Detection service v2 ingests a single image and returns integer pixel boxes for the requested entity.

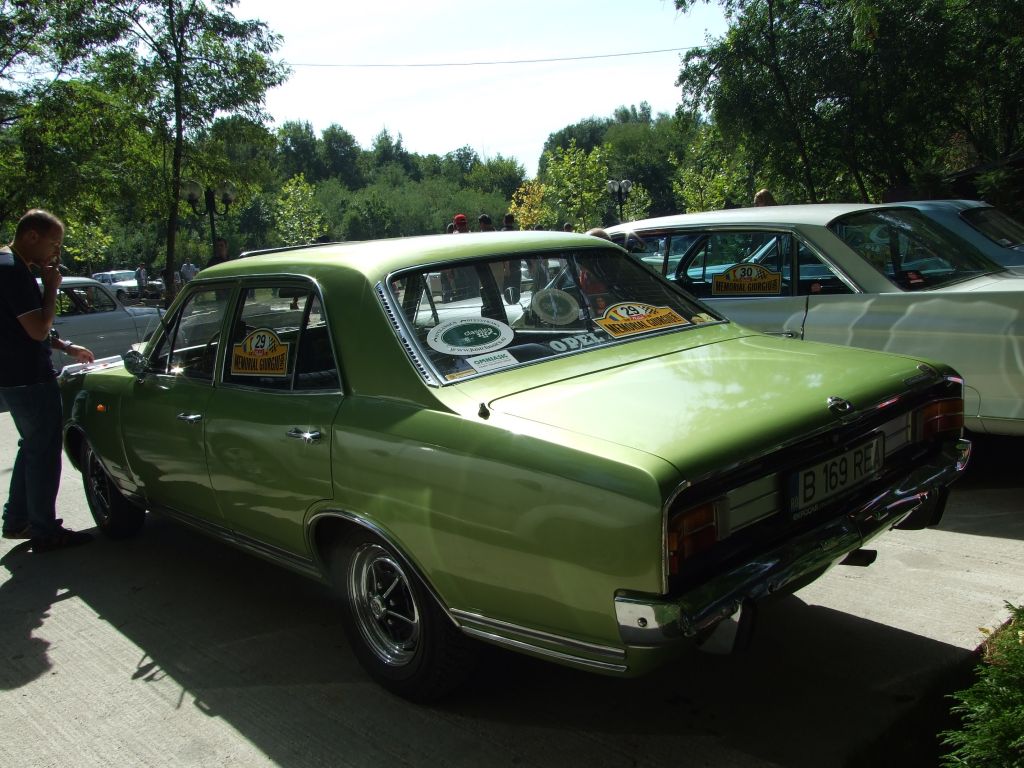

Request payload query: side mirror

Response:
[123,350,148,380]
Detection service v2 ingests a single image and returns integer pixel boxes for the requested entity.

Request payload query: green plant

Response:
[941,602,1024,767]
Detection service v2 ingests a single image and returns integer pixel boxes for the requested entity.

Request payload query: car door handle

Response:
[176,412,203,424]
[766,330,800,339]
[287,428,322,443]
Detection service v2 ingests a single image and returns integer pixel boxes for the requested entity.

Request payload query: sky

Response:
[233,0,728,177]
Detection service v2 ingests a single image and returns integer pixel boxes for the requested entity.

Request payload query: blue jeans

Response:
[2,377,64,538]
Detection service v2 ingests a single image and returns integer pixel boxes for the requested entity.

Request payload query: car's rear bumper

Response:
[613,436,971,646]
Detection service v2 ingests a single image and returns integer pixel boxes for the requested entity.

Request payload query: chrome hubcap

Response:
[348,543,420,666]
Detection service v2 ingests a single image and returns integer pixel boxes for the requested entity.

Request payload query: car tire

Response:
[81,443,146,539]
[329,530,478,702]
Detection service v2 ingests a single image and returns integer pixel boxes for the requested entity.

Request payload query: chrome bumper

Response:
[614,437,971,646]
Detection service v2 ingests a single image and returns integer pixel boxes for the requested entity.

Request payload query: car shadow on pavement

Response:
[940,432,1024,541]
[0,514,975,768]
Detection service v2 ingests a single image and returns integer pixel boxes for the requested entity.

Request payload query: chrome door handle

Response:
[766,330,799,339]
[287,428,322,444]
[176,412,203,424]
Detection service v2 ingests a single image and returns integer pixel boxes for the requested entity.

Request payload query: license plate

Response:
[790,435,884,517]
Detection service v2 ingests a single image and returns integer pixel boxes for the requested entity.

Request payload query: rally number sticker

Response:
[231,328,291,377]
[595,302,689,338]
[712,263,783,296]
[426,317,515,356]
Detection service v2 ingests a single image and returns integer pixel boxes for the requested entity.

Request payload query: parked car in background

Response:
[45,277,164,359]
[608,204,1024,436]
[60,232,969,701]
[899,199,1024,267]
[92,269,164,302]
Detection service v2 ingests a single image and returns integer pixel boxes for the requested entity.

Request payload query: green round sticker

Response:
[427,317,515,356]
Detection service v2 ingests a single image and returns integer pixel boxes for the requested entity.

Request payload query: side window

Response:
[59,286,116,315]
[796,244,854,296]
[679,232,792,298]
[294,295,340,391]
[149,286,231,381]
[222,284,340,392]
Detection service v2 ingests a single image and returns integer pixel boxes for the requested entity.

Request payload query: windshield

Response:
[388,247,721,382]
[828,208,1002,290]
[960,206,1024,250]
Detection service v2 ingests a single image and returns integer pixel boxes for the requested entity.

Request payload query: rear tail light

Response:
[666,499,720,575]
[917,398,963,440]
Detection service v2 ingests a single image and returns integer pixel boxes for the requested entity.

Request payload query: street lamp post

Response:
[181,180,236,260]
[607,179,633,222]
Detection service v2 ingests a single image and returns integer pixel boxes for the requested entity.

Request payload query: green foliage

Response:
[675,0,1024,204]
[620,181,653,223]
[670,122,753,212]
[465,155,526,199]
[274,174,326,245]
[941,603,1024,767]
[508,180,553,231]
[541,140,611,232]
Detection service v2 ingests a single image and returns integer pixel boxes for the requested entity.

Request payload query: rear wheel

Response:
[81,444,146,539]
[329,530,478,702]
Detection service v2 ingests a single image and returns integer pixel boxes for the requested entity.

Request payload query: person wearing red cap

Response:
[452,213,469,233]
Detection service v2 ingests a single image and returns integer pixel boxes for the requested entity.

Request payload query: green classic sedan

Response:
[59,231,971,701]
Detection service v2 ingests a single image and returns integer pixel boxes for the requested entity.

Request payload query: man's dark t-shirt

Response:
[0,246,54,386]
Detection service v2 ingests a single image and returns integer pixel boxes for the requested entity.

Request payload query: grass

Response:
[940,602,1024,767]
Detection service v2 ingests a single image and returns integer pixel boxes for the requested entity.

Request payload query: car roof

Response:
[200,231,619,281]
[63,277,107,287]
[608,200,995,232]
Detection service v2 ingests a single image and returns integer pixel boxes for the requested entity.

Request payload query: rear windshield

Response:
[387,247,721,382]
[960,206,1024,250]
[828,208,1001,290]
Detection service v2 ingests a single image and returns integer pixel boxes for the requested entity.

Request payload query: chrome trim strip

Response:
[459,627,627,674]
[450,608,626,662]
[151,504,322,579]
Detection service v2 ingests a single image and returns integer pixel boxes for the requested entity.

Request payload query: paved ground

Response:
[1,413,1021,768]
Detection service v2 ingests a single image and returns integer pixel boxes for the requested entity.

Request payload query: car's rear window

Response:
[387,247,721,382]
[828,208,1002,290]
[960,206,1024,250]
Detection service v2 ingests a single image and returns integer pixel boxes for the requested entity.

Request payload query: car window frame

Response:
[665,226,861,299]
[218,276,344,395]
[144,281,238,382]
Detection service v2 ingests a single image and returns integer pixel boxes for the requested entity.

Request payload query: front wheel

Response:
[81,443,146,539]
[329,530,478,702]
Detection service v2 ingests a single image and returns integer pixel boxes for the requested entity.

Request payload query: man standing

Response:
[134,262,147,298]
[180,258,198,283]
[501,213,517,231]
[1,209,95,551]
[478,213,496,232]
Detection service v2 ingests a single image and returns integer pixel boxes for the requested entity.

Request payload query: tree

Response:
[465,155,526,200]
[508,179,553,231]
[671,0,1012,203]
[319,124,363,189]
[277,120,322,182]
[541,140,611,231]
[274,173,326,245]
[97,0,287,301]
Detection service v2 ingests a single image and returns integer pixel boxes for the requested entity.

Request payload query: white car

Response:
[608,203,1024,437]
[49,277,165,359]
[92,269,164,302]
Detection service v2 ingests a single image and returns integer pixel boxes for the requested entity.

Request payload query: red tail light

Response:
[666,500,719,575]
[917,398,964,440]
